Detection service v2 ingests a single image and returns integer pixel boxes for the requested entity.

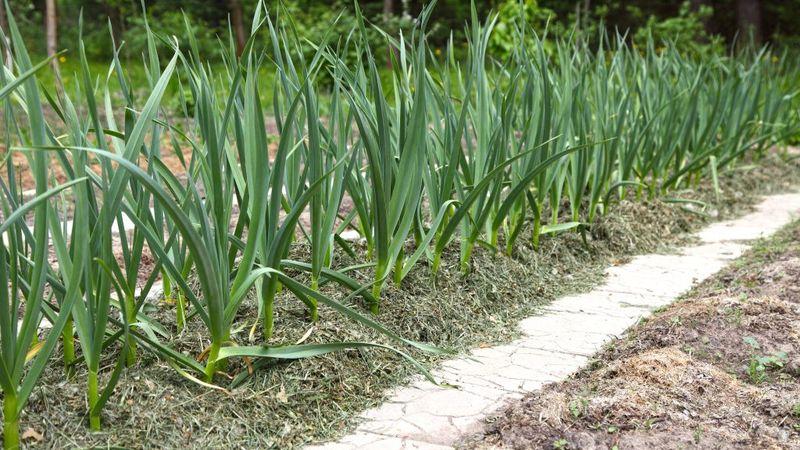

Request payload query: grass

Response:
[0,0,799,447]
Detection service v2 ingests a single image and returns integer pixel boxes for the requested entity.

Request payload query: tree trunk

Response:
[383,0,394,69]
[0,3,11,68]
[736,0,762,45]
[228,0,246,56]
[575,0,591,31]
[45,0,58,61]
[690,0,713,39]
[104,3,124,47]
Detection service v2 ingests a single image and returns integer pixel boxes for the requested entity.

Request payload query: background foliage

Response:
[5,0,796,63]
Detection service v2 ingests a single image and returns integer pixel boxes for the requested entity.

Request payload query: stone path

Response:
[307,191,800,450]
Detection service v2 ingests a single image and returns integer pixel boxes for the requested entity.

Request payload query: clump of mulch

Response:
[461,223,800,450]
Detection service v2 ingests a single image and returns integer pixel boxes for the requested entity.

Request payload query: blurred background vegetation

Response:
[2,0,795,63]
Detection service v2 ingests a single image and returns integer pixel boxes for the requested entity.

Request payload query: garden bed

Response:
[15,152,800,448]
[2,4,799,447]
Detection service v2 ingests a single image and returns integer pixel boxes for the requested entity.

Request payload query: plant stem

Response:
[460,241,474,275]
[505,216,521,256]
[3,392,19,450]
[431,251,442,275]
[323,243,332,268]
[309,276,319,322]
[88,369,100,430]
[369,262,386,314]
[124,293,137,366]
[176,290,186,330]
[165,274,185,330]
[393,256,403,285]
[262,276,279,339]
[62,316,75,378]
[532,215,541,251]
[489,225,500,251]
[263,297,274,339]
[162,271,171,305]
[369,299,380,315]
[203,341,221,382]
[309,299,318,322]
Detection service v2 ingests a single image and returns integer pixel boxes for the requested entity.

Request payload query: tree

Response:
[736,0,762,44]
[690,0,712,35]
[383,0,394,68]
[228,0,246,56]
[0,3,11,67]
[45,0,57,58]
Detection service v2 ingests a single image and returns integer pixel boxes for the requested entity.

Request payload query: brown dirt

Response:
[1,142,194,191]
[1,115,280,195]
[460,224,800,450]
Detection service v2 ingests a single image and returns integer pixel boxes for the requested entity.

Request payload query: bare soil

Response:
[460,221,800,450]
[1,114,280,195]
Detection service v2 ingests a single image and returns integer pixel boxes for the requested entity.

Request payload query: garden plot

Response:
[1,1,800,449]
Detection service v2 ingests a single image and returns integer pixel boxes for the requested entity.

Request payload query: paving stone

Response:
[403,411,463,442]
[357,416,429,437]
[384,384,438,404]
[697,193,800,243]
[357,411,460,445]
[306,432,376,450]
[547,292,624,311]
[306,432,380,450]
[470,345,517,358]
[515,378,551,392]
[450,415,491,436]
[359,402,406,422]
[509,347,589,378]
[680,242,749,260]
[546,291,665,318]
[397,439,453,450]
[307,432,453,450]
[340,229,362,242]
[402,388,496,418]
[515,331,610,356]
[436,365,518,393]
[439,354,510,378]
[450,373,525,394]
[601,265,713,298]
[627,254,706,271]
[519,310,641,338]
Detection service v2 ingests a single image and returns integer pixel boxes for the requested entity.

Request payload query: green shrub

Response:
[633,1,724,57]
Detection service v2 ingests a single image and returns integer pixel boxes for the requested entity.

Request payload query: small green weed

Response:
[743,337,788,383]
